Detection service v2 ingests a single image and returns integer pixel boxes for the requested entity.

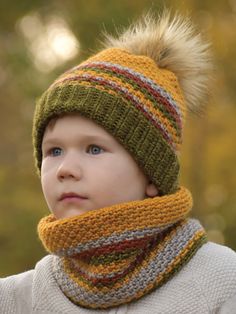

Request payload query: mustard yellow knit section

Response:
[80,48,186,121]
[54,48,186,124]
[38,186,192,253]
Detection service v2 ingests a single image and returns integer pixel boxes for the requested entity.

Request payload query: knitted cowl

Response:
[38,186,207,309]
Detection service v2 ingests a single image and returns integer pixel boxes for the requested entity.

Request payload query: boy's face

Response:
[41,114,157,219]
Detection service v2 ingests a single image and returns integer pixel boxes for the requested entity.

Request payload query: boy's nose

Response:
[56,155,82,181]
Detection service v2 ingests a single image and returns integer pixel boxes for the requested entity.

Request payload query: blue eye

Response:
[50,147,62,157]
[88,145,103,155]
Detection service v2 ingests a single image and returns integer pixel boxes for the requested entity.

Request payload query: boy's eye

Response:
[87,145,104,155]
[49,147,62,157]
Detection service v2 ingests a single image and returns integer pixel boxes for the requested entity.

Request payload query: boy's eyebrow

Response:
[42,134,112,146]
[80,134,111,141]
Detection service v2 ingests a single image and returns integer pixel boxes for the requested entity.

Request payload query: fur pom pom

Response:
[103,11,212,112]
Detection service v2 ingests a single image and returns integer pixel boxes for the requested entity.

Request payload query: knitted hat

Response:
[32,12,211,195]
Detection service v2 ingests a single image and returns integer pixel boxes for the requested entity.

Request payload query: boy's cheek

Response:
[41,171,54,199]
[41,159,57,175]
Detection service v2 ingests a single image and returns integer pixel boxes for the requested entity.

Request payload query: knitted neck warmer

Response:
[38,186,206,309]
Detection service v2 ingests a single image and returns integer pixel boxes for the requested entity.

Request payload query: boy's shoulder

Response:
[0,255,54,314]
[186,241,236,283]
[0,267,35,313]
[126,242,236,314]
[183,241,236,310]
[189,241,236,274]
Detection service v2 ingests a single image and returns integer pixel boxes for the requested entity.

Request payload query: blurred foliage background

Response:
[0,0,236,277]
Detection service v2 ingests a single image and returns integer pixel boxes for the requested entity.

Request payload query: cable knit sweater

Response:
[1,242,236,314]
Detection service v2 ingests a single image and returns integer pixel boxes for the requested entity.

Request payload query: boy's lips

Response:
[59,192,88,201]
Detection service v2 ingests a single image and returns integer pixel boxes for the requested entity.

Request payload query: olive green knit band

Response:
[33,83,179,195]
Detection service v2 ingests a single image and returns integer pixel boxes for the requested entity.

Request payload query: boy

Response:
[1,11,236,314]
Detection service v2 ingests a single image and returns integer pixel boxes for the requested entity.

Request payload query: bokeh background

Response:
[0,0,236,277]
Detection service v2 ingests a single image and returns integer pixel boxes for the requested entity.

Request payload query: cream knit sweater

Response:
[1,242,236,314]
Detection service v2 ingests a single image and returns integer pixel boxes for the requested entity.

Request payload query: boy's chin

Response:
[52,207,91,219]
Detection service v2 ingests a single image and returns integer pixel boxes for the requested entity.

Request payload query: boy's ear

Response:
[146,182,159,197]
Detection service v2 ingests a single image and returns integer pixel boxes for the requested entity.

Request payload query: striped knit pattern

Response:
[53,60,183,152]
[38,187,207,309]
[33,48,186,195]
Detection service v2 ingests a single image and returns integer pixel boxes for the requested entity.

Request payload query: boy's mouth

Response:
[59,192,88,201]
